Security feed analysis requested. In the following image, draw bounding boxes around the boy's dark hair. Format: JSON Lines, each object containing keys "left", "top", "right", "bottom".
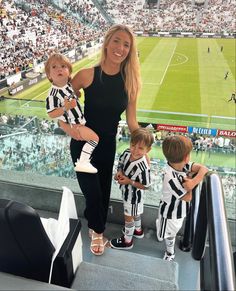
{"left": 130, "top": 128, "right": 154, "bottom": 148}
{"left": 162, "top": 135, "right": 193, "bottom": 163}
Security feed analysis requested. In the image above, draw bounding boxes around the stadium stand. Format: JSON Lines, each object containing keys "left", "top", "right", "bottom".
{"left": 0, "top": 0, "right": 109, "bottom": 81}
{"left": 101, "top": 0, "right": 235, "bottom": 33}
{"left": 0, "top": 0, "right": 235, "bottom": 84}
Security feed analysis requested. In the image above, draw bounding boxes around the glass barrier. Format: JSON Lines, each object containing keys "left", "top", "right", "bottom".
{"left": 0, "top": 116, "right": 235, "bottom": 219}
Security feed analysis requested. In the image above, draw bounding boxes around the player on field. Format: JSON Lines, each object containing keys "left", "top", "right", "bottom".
{"left": 45, "top": 53, "right": 99, "bottom": 173}
{"left": 228, "top": 92, "right": 236, "bottom": 103}
{"left": 224, "top": 71, "right": 229, "bottom": 80}
{"left": 156, "top": 135, "right": 208, "bottom": 261}
{"left": 110, "top": 128, "right": 153, "bottom": 249}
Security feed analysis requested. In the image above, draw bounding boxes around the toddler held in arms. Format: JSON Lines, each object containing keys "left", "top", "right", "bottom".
{"left": 45, "top": 53, "right": 99, "bottom": 173}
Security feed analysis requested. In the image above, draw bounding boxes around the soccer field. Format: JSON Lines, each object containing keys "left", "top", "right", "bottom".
{"left": 1, "top": 37, "right": 235, "bottom": 130}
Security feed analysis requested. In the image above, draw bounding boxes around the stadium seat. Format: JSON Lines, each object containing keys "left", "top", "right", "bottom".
{"left": 0, "top": 187, "right": 82, "bottom": 288}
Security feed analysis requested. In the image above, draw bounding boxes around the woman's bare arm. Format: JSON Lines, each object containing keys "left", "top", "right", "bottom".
{"left": 126, "top": 96, "right": 139, "bottom": 133}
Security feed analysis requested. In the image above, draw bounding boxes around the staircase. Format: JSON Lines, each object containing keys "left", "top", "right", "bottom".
{"left": 0, "top": 245, "right": 178, "bottom": 291}
{"left": 72, "top": 248, "right": 178, "bottom": 290}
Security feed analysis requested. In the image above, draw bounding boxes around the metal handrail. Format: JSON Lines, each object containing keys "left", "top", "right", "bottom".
{"left": 179, "top": 176, "right": 201, "bottom": 252}
{"left": 191, "top": 172, "right": 235, "bottom": 290}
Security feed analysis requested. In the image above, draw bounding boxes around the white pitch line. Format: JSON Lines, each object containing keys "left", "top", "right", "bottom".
{"left": 211, "top": 115, "right": 236, "bottom": 120}
{"left": 21, "top": 89, "right": 48, "bottom": 107}
{"left": 137, "top": 108, "right": 208, "bottom": 117}
{"left": 143, "top": 82, "right": 161, "bottom": 86}
{"left": 160, "top": 44, "right": 177, "bottom": 85}
{"left": 170, "top": 53, "right": 189, "bottom": 66}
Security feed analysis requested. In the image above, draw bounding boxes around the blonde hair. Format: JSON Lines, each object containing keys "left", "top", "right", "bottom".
{"left": 162, "top": 135, "right": 193, "bottom": 163}
{"left": 100, "top": 24, "right": 141, "bottom": 101}
{"left": 130, "top": 128, "right": 154, "bottom": 148}
{"left": 44, "top": 53, "right": 72, "bottom": 83}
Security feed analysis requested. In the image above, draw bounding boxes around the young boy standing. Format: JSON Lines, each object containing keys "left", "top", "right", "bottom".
{"left": 110, "top": 128, "right": 153, "bottom": 249}
{"left": 45, "top": 53, "right": 99, "bottom": 173}
{"left": 156, "top": 135, "right": 208, "bottom": 261}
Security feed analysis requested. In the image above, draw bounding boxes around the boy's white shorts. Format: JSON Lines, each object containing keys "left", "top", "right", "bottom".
{"left": 123, "top": 200, "right": 144, "bottom": 216}
{"left": 156, "top": 216, "right": 184, "bottom": 241}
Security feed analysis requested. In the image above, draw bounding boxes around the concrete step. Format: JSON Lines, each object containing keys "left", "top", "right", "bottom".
{"left": 85, "top": 247, "right": 178, "bottom": 286}
{"left": 71, "top": 245, "right": 179, "bottom": 290}
{"left": 0, "top": 272, "right": 73, "bottom": 291}
{"left": 72, "top": 261, "right": 178, "bottom": 290}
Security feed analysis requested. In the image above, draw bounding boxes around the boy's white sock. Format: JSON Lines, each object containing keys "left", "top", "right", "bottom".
{"left": 134, "top": 215, "right": 142, "bottom": 231}
{"left": 80, "top": 140, "right": 98, "bottom": 162}
{"left": 124, "top": 221, "right": 135, "bottom": 243}
{"left": 165, "top": 237, "right": 175, "bottom": 255}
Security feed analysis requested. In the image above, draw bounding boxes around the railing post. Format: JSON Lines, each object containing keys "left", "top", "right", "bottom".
{"left": 179, "top": 182, "right": 201, "bottom": 252}
{"left": 191, "top": 172, "right": 236, "bottom": 290}
{"left": 192, "top": 181, "right": 208, "bottom": 260}
{"left": 207, "top": 173, "right": 236, "bottom": 290}
{"left": 179, "top": 202, "right": 192, "bottom": 252}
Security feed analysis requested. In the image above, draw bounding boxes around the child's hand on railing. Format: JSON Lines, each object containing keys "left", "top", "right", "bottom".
{"left": 183, "top": 177, "right": 195, "bottom": 192}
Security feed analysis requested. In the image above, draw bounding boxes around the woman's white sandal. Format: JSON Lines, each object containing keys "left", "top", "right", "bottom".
{"left": 90, "top": 231, "right": 107, "bottom": 256}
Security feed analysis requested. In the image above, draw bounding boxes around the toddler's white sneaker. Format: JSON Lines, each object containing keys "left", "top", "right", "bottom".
{"left": 74, "top": 160, "right": 97, "bottom": 174}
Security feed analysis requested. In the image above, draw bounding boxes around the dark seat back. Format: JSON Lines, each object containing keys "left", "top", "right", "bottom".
{"left": 0, "top": 199, "right": 55, "bottom": 282}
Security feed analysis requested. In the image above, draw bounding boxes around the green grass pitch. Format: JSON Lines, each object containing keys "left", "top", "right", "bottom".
{"left": 1, "top": 37, "right": 235, "bottom": 130}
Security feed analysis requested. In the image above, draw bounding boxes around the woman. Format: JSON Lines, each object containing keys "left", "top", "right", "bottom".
{"left": 70, "top": 24, "right": 141, "bottom": 255}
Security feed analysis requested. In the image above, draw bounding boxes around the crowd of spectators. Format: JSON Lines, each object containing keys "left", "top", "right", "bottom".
{"left": 102, "top": 0, "right": 197, "bottom": 32}
{"left": 0, "top": 132, "right": 74, "bottom": 177}
{"left": 63, "top": 0, "right": 107, "bottom": 29}
{"left": 0, "top": 113, "right": 72, "bottom": 176}
{"left": 0, "top": 0, "right": 108, "bottom": 79}
{"left": 197, "top": 0, "right": 236, "bottom": 33}
{"left": 1, "top": 0, "right": 235, "bottom": 81}
{"left": 0, "top": 113, "right": 59, "bottom": 134}
{"left": 101, "top": 0, "right": 235, "bottom": 33}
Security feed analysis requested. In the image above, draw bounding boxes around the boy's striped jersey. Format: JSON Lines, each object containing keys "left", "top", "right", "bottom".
{"left": 46, "top": 83, "right": 85, "bottom": 125}
{"left": 117, "top": 149, "right": 151, "bottom": 204}
{"left": 159, "top": 162, "right": 193, "bottom": 219}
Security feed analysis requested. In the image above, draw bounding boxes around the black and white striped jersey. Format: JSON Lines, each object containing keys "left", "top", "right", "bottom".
{"left": 117, "top": 149, "right": 151, "bottom": 204}
{"left": 46, "top": 83, "right": 86, "bottom": 125}
{"left": 159, "top": 162, "right": 193, "bottom": 219}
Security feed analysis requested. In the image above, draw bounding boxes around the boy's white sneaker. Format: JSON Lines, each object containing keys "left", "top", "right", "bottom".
{"left": 74, "top": 160, "right": 97, "bottom": 173}
{"left": 163, "top": 251, "right": 175, "bottom": 261}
